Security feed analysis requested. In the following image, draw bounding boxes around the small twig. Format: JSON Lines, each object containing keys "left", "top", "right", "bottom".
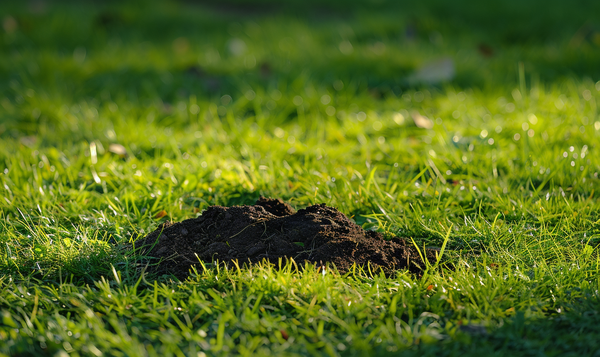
{"left": 228, "top": 219, "right": 268, "bottom": 240}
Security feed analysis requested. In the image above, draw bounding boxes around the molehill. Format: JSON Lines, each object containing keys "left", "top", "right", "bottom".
{"left": 138, "top": 197, "right": 436, "bottom": 278}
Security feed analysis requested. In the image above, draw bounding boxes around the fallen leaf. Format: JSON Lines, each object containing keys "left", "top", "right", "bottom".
{"left": 280, "top": 330, "right": 289, "bottom": 340}
{"left": 411, "top": 110, "right": 433, "bottom": 129}
{"left": 108, "top": 143, "right": 127, "bottom": 156}
{"left": 154, "top": 210, "right": 167, "bottom": 219}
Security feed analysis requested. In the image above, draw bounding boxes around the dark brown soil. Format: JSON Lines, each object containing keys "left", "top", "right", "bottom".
{"left": 137, "top": 197, "right": 436, "bottom": 278}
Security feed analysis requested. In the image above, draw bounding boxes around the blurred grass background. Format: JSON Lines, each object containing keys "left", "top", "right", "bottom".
{"left": 3, "top": 0, "right": 600, "bottom": 106}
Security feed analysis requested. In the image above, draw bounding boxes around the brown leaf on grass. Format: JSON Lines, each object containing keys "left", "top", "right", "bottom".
{"left": 108, "top": 143, "right": 127, "bottom": 157}
{"left": 411, "top": 110, "right": 433, "bottom": 129}
{"left": 280, "top": 330, "right": 289, "bottom": 340}
{"left": 154, "top": 210, "right": 167, "bottom": 219}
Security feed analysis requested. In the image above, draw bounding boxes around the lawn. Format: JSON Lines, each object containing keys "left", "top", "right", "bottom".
{"left": 1, "top": 0, "right": 600, "bottom": 355}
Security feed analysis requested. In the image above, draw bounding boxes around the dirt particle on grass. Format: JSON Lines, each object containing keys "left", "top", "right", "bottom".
{"left": 138, "top": 197, "right": 436, "bottom": 278}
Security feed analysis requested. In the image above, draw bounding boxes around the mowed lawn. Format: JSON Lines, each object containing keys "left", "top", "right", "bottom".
{"left": 1, "top": 0, "right": 600, "bottom": 355}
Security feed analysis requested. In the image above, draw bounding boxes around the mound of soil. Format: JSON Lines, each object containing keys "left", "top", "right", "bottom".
{"left": 138, "top": 197, "right": 436, "bottom": 278}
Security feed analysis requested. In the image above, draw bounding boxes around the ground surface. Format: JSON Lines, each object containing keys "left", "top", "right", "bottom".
{"left": 1, "top": 0, "right": 600, "bottom": 356}
{"left": 139, "top": 197, "right": 434, "bottom": 278}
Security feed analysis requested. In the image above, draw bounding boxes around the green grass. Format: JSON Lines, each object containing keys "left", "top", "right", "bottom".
{"left": 1, "top": 0, "right": 600, "bottom": 355}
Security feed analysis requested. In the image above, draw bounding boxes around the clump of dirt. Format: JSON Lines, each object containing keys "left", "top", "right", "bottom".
{"left": 138, "top": 197, "right": 436, "bottom": 278}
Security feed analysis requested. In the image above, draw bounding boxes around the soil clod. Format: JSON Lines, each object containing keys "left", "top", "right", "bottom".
{"left": 138, "top": 197, "right": 435, "bottom": 278}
